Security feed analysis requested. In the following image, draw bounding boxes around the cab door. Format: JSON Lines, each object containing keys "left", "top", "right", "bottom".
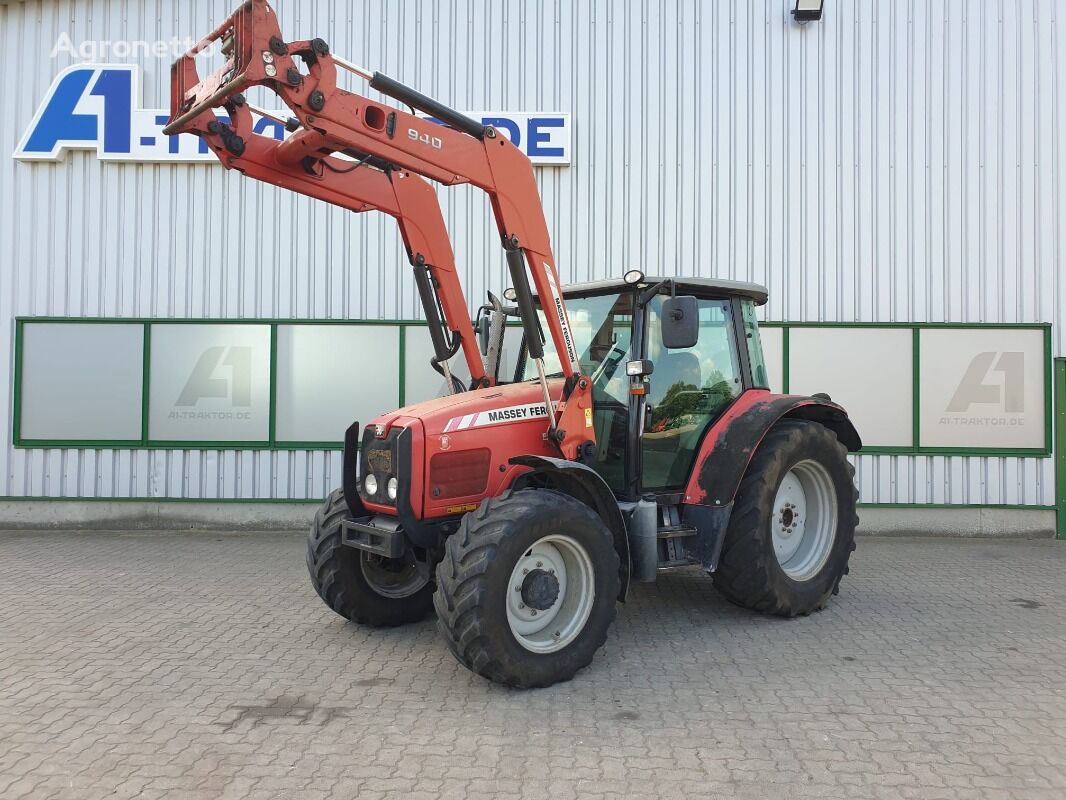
{"left": 640, "top": 296, "right": 745, "bottom": 491}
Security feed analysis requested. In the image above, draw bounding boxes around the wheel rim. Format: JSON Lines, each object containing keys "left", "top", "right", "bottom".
{"left": 771, "top": 459, "right": 839, "bottom": 582}
{"left": 505, "top": 534, "right": 596, "bottom": 654}
{"left": 359, "top": 550, "right": 429, "bottom": 599}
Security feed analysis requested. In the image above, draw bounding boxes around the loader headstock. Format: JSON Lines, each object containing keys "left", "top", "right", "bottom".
{"left": 164, "top": 0, "right": 338, "bottom": 138}
{"left": 166, "top": 0, "right": 268, "bottom": 135}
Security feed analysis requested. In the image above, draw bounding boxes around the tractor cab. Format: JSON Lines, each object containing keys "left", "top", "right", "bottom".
{"left": 512, "top": 274, "right": 771, "bottom": 500}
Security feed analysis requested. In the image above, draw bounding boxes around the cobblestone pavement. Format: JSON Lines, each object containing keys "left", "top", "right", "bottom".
{"left": 1, "top": 530, "right": 1064, "bottom": 800}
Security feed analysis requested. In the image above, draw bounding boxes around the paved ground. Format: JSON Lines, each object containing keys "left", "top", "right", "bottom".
{"left": 0, "top": 531, "right": 1064, "bottom": 800}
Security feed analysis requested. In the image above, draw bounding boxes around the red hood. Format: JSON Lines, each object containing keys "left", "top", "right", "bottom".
{"left": 372, "top": 379, "right": 564, "bottom": 437}
{"left": 364, "top": 379, "right": 564, "bottom": 519}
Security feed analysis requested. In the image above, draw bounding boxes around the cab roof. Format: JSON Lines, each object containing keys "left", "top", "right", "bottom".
{"left": 560, "top": 276, "right": 769, "bottom": 305}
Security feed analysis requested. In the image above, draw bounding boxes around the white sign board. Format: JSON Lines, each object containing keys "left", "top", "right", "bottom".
{"left": 274, "top": 324, "right": 399, "bottom": 442}
{"left": 788, "top": 327, "right": 913, "bottom": 448}
{"left": 19, "top": 323, "right": 143, "bottom": 441}
{"left": 148, "top": 324, "right": 271, "bottom": 442}
{"left": 15, "top": 64, "right": 572, "bottom": 166}
{"left": 918, "top": 328, "right": 1046, "bottom": 450}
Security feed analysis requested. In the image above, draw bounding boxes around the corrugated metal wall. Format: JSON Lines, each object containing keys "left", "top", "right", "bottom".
{"left": 1, "top": 0, "right": 1062, "bottom": 504}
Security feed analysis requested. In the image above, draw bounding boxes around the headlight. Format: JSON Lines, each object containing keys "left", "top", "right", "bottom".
{"left": 364, "top": 474, "right": 378, "bottom": 496}
{"left": 387, "top": 477, "right": 398, "bottom": 501}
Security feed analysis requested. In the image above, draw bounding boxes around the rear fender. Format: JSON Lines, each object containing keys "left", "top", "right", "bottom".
{"left": 683, "top": 390, "right": 861, "bottom": 508}
{"left": 509, "top": 455, "right": 631, "bottom": 601}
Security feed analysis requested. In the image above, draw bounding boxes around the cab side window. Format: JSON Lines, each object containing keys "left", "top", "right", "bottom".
{"left": 642, "top": 297, "right": 742, "bottom": 490}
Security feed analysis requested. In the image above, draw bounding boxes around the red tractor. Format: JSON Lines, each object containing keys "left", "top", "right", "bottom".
{"left": 167, "top": 1, "right": 861, "bottom": 688}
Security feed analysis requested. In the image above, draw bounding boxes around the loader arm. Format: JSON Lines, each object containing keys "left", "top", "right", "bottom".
{"left": 192, "top": 101, "right": 484, "bottom": 389}
{"left": 164, "top": 0, "right": 594, "bottom": 460}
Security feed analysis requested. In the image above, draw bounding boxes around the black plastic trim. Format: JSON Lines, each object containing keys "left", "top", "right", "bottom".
{"left": 341, "top": 516, "right": 406, "bottom": 558}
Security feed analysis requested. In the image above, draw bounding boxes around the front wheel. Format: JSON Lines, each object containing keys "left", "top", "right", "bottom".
{"left": 713, "top": 420, "right": 858, "bottom": 617}
{"left": 434, "top": 489, "right": 620, "bottom": 688}
{"left": 306, "top": 489, "right": 435, "bottom": 627}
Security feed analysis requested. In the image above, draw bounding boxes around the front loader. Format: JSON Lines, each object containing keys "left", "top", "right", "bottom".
{"left": 167, "top": 0, "right": 862, "bottom": 689}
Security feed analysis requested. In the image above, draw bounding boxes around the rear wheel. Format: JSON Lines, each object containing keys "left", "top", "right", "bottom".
{"left": 713, "top": 420, "right": 858, "bottom": 616}
{"left": 306, "top": 489, "right": 435, "bottom": 627}
{"left": 434, "top": 489, "right": 620, "bottom": 688}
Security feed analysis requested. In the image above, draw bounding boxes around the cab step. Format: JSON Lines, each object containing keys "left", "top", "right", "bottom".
{"left": 657, "top": 524, "right": 698, "bottom": 540}
{"left": 657, "top": 557, "right": 701, "bottom": 571}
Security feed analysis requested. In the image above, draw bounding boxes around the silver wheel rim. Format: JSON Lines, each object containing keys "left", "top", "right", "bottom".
{"left": 359, "top": 551, "right": 429, "bottom": 599}
{"left": 505, "top": 534, "right": 596, "bottom": 654}
{"left": 771, "top": 460, "right": 839, "bottom": 582}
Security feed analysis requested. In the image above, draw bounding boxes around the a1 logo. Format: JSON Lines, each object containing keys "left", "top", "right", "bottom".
{"left": 176, "top": 346, "right": 252, "bottom": 407}
{"left": 946, "top": 352, "right": 1024, "bottom": 413}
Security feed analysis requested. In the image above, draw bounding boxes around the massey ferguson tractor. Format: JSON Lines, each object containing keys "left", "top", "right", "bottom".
{"left": 167, "top": 0, "right": 861, "bottom": 688}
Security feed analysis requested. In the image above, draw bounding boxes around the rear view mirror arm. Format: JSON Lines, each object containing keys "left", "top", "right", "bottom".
{"left": 638, "top": 278, "right": 675, "bottom": 307}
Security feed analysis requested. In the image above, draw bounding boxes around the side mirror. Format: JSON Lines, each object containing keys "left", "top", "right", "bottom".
{"left": 661, "top": 296, "right": 699, "bottom": 349}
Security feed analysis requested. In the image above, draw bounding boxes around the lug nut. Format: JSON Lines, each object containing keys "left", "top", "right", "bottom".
{"left": 530, "top": 610, "right": 537, "bottom": 616}
{"left": 536, "top": 561, "right": 543, "bottom": 568}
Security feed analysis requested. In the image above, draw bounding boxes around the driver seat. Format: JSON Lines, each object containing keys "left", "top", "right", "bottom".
{"left": 651, "top": 352, "right": 702, "bottom": 403}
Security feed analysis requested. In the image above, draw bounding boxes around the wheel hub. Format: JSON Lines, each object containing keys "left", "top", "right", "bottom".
{"left": 779, "top": 506, "right": 796, "bottom": 532}
{"left": 359, "top": 550, "right": 430, "bottom": 599}
{"left": 770, "top": 460, "right": 839, "bottom": 582}
{"left": 505, "top": 535, "right": 596, "bottom": 654}
{"left": 520, "top": 568, "right": 560, "bottom": 610}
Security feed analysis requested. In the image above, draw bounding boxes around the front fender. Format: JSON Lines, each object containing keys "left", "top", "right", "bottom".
{"left": 509, "top": 455, "right": 631, "bottom": 601}
{"left": 683, "top": 390, "right": 862, "bottom": 508}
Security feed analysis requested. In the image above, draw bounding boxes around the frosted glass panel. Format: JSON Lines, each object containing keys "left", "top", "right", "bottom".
{"left": 919, "top": 328, "right": 1046, "bottom": 449}
{"left": 788, "top": 327, "right": 913, "bottom": 448}
{"left": 758, "top": 326, "right": 784, "bottom": 393}
{"left": 403, "top": 325, "right": 521, "bottom": 406}
{"left": 20, "top": 323, "right": 143, "bottom": 440}
{"left": 148, "top": 324, "right": 271, "bottom": 442}
{"left": 275, "top": 324, "right": 400, "bottom": 441}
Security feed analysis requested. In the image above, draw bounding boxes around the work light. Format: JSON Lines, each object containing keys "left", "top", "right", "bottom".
{"left": 364, "top": 474, "right": 378, "bottom": 496}
{"left": 626, "top": 359, "right": 654, "bottom": 377}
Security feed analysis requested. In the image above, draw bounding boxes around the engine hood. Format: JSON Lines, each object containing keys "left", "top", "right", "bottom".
{"left": 371, "top": 379, "right": 564, "bottom": 438}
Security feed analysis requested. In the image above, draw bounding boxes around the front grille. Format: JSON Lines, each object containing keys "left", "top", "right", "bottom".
{"left": 360, "top": 426, "right": 402, "bottom": 506}
{"left": 429, "top": 448, "right": 491, "bottom": 499}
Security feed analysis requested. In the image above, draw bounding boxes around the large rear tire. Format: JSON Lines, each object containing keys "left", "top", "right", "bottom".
{"left": 713, "top": 420, "right": 858, "bottom": 617}
{"left": 306, "top": 488, "right": 435, "bottom": 627}
{"left": 434, "top": 489, "right": 620, "bottom": 688}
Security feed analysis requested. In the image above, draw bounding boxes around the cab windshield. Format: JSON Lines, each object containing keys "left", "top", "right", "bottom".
{"left": 519, "top": 291, "right": 635, "bottom": 492}
{"left": 519, "top": 292, "right": 634, "bottom": 384}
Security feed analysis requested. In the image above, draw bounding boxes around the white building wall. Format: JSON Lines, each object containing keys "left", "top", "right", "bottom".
{"left": 0, "top": 0, "right": 1062, "bottom": 504}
